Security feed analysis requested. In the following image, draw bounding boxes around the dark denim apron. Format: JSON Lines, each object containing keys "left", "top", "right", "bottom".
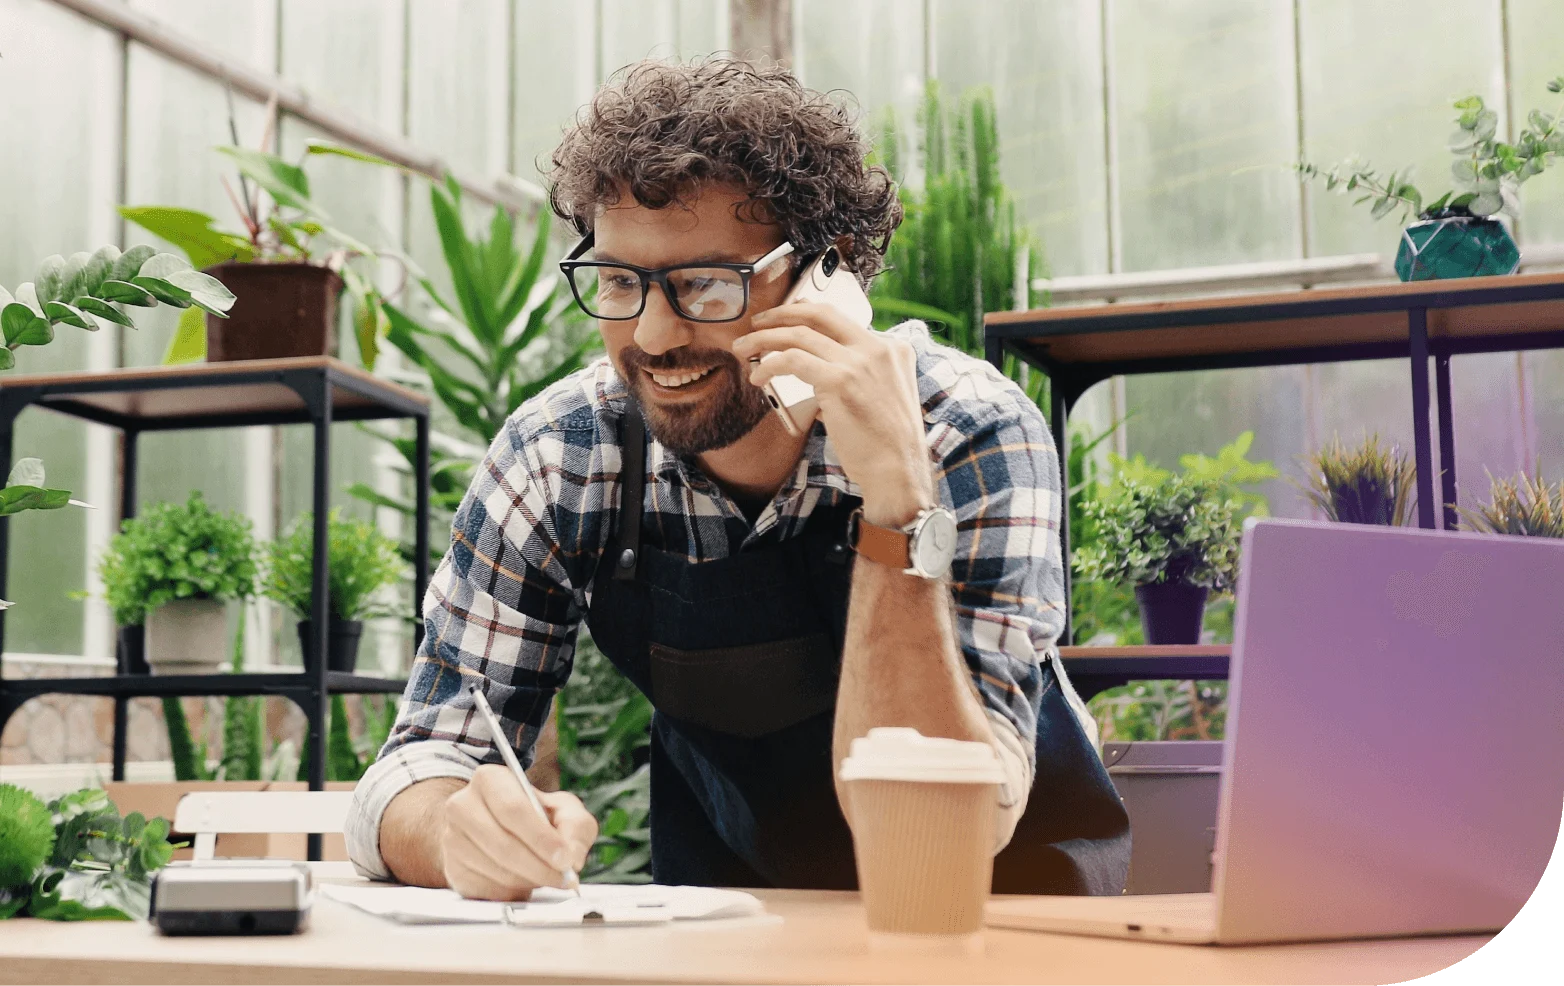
{"left": 584, "top": 401, "right": 1130, "bottom": 892}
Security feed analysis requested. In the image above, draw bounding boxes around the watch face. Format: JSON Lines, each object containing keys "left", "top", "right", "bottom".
{"left": 914, "top": 509, "right": 959, "bottom": 577}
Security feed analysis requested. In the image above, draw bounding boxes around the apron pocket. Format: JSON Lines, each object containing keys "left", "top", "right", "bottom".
{"left": 649, "top": 633, "right": 838, "bottom": 739}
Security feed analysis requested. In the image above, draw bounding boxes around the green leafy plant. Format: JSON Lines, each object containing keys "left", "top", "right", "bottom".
{"left": 96, "top": 491, "right": 259, "bottom": 627}
{"left": 262, "top": 510, "right": 406, "bottom": 622}
{"left": 121, "top": 95, "right": 402, "bottom": 368}
{"left": 1294, "top": 432, "right": 1418, "bottom": 526}
{"left": 558, "top": 637, "right": 653, "bottom": 884}
{"left": 1073, "top": 474, "right": 1241, "bottom": 592}
{"left": 294, "top": 695, "right": 398, "bottom": 783}
{"left": 0, "top": 244, "right": 235, "bottom": 371}
{"left": 349, "top": 177, "right": 596, "bottom": 570}
{"left": 870, "top": 81, "right": 1044, "bottom": 395}
{"left": 0, "top": 786, "right": 177, "bottom": 921}
{"left": 1455, "top": 469, "right": 1564, "bottom": 538}
{"left": 1297, "top": 75, "right": 1564, "bottom": 222}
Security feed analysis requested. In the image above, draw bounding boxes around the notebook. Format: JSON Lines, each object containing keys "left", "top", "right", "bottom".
{"left": 321, "top": 882, "right": 765, "bottom": 927}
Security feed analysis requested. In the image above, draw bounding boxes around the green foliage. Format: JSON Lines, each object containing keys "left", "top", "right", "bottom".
{"left": 97, "top": 492, "right": 258, "bottom": 626}
{"left": 1455, "top": 469, "right": 1564, "bottom": 538}
{"left": 1294, "top": 433, "right": 1417, "bottom": 526}
{"left": 0, "top": 788, "right": 177, "bottom": 921}
{"left": 294, "top": 695, "right": 392, "bottom": 783}
{"left": 122, "top": 136, "right": 401, "bottom": 368}
{"left": 558, "top": 635, "right": 653, "bottom": 884}
{"left": 263, "top": 510, "right": 406, "bottom": 621}
{"left": 0, "top": 784, "right": 55, "bottom": 894}
{"left": 1298, "top": 73, "right": 1564, "bottom": 222}
{"left": 0, "top": 458, "right": 72, "bottom": 521}
{"left": 162, "top": 696, "right": 214, "bottom": 782}
{"left": 870, "top": 81, "right": 1043, "bottom": 355}
{"left": 219, "top": 619, "right": 265, "bottom": 783}
{"left": 0, "top": 245, "right": 235, "bottom": 372}
{"left": 1073, "top": 474, "right": 1242, "bottom": 591}
{"left": 350, "top": 178, "right": 597, "bottom": 571}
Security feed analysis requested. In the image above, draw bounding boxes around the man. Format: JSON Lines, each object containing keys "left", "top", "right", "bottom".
{"left": 346, "top": 58, "right": 1127, "bottom": 896}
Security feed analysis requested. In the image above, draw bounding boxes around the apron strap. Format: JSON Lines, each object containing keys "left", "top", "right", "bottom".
{"left": 613, "top": 395, "right": 647, "bottom": 581}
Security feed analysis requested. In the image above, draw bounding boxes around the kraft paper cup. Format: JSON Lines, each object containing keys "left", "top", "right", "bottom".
{"left": 838, "top": 728, "right": 1004, "bottom": 937}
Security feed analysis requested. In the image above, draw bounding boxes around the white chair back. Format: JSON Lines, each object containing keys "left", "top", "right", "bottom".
{"left": 173, "top": 791, "right": 355, "bottom": 861}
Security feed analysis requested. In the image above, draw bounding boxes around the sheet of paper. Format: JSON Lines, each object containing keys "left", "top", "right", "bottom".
{"left": 322, "top": 883, "right": 765, "bottom": 926}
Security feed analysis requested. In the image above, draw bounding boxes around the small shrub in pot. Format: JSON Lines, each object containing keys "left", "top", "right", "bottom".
{"left": 264, "top": 511, "right": 405, "bottom": 673}
{"left": 97, "top": 492, "right": 258, "bottom": 674}
{"left": 1073, "top": 475, "right": 1241, "bottom": 645}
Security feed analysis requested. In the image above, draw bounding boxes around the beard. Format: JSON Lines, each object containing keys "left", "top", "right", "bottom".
{"left": 617, "top": 344, "right": 773, "bottom": 457}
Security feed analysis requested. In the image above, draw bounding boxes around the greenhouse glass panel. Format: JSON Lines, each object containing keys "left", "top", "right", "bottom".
{"left": 1110, "top": 0, "right": 1301, "bottom": 272}
{"left": 514, "top": 1, "right": 594, "bottom": 185}
{"left": 1298, "top": 0, "right": 1504, "bottom": 258}
{"left": 601, "top": 0, "right": 678, "bottom": 75}
{"left": 0, "top": 0, "right": 120, "bottom": 655}
{"left": 797, "top": 0, "right": 926, "bottom": 126}
{"left": 933, "top": 0, "right": 1110, "bottom": 277}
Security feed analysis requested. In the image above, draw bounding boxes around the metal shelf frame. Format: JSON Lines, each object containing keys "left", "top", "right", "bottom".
{"left": 986, "top": 272, "right": 1564, "bottom": 648}
{"left": 0, "top": 359, "right": 430, "bottom": 860}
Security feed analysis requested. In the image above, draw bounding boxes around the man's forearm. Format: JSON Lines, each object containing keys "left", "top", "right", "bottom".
{"left": 378, "top": 776, "right": 465, "bottom": 888}
{"left": 832, "top": 557, "right": 994, "bottom": 812}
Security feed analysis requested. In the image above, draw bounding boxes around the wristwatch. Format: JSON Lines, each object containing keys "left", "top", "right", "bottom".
{"left": 848, "top": 505, "right": 959, "bottom": 580}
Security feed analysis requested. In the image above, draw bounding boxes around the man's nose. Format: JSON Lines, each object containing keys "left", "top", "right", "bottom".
{"left": 633, "top": 283, "right": 693, "bottom": 357}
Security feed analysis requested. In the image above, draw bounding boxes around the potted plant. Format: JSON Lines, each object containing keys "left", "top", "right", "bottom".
{"left": 119, "top": 98, "right": 401, "bottom": 367}
{"left": 1294, "top": 433, "right": 1418, "bottom": 527}
{"left": 97, "top": 492, "right": 258, "bottom": 675}
{"left": 263, "top": 510, "right": 405, "bottom": 673}
{"left": 1073, "top": 474, "right": 1241, "bottom": 645}
{"left": 1455, "top": 469, "right": 1563, "bottom": 538}
{"left": 1298, "top": 74, "right": 1562, "bottom": 281}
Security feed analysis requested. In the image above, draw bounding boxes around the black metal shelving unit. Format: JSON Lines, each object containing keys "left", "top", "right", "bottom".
{"left": 986, "top": 269, "right": 1564, "bottom": 647}
{"left": 0, "top": 357, "right": 430, "bottom": 859}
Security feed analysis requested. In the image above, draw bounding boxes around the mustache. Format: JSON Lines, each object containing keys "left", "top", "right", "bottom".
{"left": 619, "top": 346, "right": 741, "bottom": 374}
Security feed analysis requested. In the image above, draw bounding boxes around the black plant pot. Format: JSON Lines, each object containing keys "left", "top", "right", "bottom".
{"left": 1134, "top": 582, "right": 1209, "bottom": 645}
{"left": 118, "top": 624, "right": 149, "bottom": 676}
{"left": 297, "top": 619, "right": 365, "bottom": 673}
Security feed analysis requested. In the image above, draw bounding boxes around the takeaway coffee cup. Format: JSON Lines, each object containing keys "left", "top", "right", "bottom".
{"left": 838, "top": 727, "right": 1005, "bottom": 936}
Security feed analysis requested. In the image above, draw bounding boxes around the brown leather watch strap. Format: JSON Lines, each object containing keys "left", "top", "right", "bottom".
{"left": 849, "top": 510, "right": 910, "bottom": 570}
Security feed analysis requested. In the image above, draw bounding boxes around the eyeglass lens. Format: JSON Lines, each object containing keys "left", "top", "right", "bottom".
{"left": 580, "top": 266, "right": 748, "bottom": 321}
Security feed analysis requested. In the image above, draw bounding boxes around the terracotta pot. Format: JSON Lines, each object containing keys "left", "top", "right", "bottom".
{"left": 203, "top": 262, "right": 342, "bottom": 362}
{"left": 1134, "top": 582, "right": 1209, "bottom": 645}
{"left": 145, "top": 598, "right": 228, "bottom": 674}
{"left": 297, "top": 618, "right": 364, "bottom": 673}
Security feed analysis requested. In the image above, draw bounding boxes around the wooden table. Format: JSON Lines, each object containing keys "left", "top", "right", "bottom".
{"left": 0, "top": 865, "right": 1487, "bottom": 985}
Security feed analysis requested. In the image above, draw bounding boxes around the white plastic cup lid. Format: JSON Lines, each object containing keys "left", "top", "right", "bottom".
{"left": 837, "top": 727, "right": 1006, "bottom": 785}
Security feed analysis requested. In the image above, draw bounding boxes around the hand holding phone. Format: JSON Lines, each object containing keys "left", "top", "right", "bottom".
{"left": 752, "top": 246, "right": 874, "bottom": 435}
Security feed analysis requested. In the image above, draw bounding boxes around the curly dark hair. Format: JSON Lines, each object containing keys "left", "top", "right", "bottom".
{"left": 546, "top": 58, "right": 902, "bottom": 282}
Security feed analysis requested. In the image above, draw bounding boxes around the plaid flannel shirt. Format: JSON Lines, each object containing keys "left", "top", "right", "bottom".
{"left": 346, "top": 322, "right": 1078, "bottom": 878}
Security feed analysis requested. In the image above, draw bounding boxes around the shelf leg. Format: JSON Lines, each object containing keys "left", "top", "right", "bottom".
{"left": 0, "top": 402, "right": 17, "bottom": 660}
{"left": 1408, "top": 309, "right": 1437, "bottom": 530}
{"left": 1435, "top": 353, "right": 1459, "bottom": 531}
{"left": 111, "top": 697, "right": 128, "bottom": 781}
{"left": 414, "top": 414, "right": 431, "bottom": 654}
{"left": 112, "top": 429, "right": 139, "bottom": 781}
{"left": 308, "top": 380, "right": 333, "bottom": 861}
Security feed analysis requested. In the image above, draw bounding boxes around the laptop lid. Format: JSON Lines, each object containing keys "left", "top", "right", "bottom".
{"left": 1212, "top": 519, "right": 1564, "bottom": 944}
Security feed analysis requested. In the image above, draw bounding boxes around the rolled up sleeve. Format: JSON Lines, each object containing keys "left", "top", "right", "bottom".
{"left": 346, "top": 421, "right": 583, "bottom": 880}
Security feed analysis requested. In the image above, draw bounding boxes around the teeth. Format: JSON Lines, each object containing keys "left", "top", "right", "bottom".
{"left": 649, "top": 366, "right": 715, "bottom": 388}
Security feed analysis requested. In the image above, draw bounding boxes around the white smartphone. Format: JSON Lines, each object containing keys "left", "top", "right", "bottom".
{"left": 753, "top": 246, "right": 875, "bottom": 436}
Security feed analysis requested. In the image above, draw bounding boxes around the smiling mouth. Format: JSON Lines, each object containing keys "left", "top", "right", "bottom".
{"left": 644, "top": 366, "right": 718, "bottom": 389}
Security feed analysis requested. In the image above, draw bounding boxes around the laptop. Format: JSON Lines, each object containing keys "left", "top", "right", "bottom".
{"left": 987, "top": 518, "right": 1564, "bottom": 944}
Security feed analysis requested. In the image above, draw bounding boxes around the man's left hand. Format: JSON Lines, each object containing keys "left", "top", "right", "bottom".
{"left": 736, "top": 302, "right": 933, "bottom": 527}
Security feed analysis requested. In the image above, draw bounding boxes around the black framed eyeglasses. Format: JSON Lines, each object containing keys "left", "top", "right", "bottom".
{"left": 558, "top": 233, "right": 797, "bottom": 323}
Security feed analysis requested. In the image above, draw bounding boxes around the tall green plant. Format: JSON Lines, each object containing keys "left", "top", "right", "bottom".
{"left": 870, "top": 81, "right": 1044, "bottom": 390}
{"left": 348, "top": 177, "right": 597, "bottom": 569}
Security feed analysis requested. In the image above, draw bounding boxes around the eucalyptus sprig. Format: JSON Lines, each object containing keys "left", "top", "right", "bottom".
{"left": 0, "top": 786, "right": 178, "bottom": 922}
{"left": 1298, "top": 74, "right": 1564, "bottom": 223}
{"left": 0, "top": 245, "right": 234, "bottom": 370}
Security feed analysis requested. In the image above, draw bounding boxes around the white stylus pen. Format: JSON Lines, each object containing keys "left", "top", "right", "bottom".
{"left": 465, "top": 681, "right": 581, "bottom": 894}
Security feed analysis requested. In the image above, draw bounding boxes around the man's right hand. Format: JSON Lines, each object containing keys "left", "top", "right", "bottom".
{"left": 438, "top": 765, "right": 598, "bottom": 901}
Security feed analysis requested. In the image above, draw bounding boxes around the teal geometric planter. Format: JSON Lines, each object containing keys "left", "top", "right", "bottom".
{"left": 1395, "top": 216, "right": 1521, "bottom": 282}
